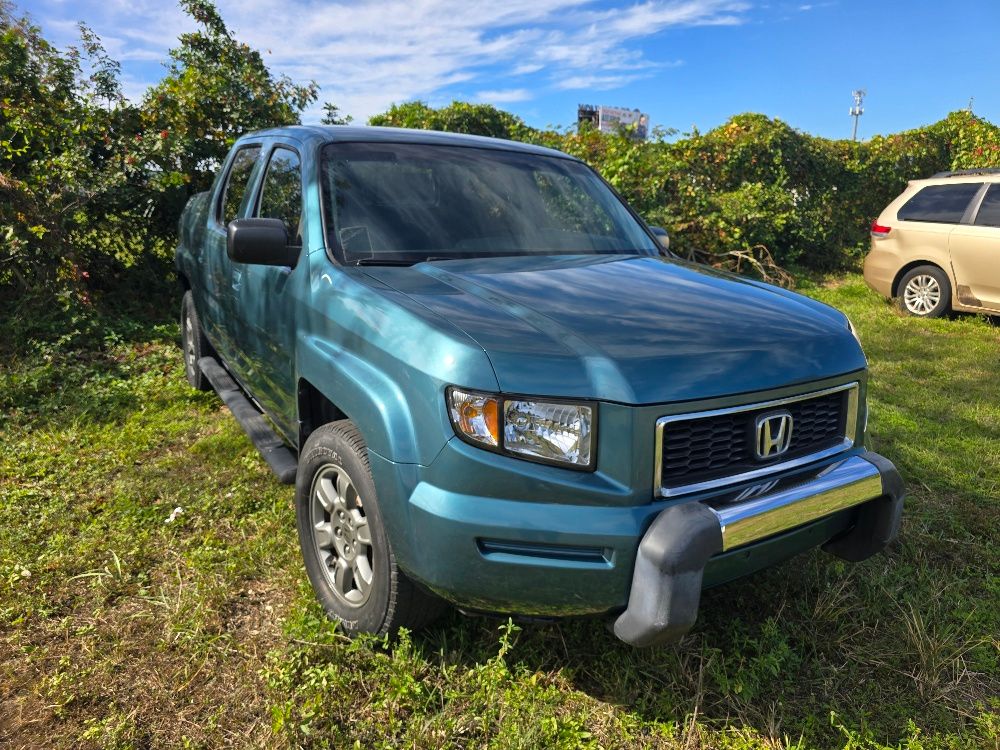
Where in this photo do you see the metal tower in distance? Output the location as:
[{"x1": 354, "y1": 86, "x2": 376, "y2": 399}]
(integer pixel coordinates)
[{"x1": 850, "y1": 89, "x2": 866, "y2": 142}]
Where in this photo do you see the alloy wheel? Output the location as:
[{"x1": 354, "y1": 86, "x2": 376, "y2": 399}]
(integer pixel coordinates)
[
  {"x1": 903, "y1": 274, "x2": 941, "y2": 315},
  {"x1": 309, "y1": 464, "x2": 374, "y2": 607}
]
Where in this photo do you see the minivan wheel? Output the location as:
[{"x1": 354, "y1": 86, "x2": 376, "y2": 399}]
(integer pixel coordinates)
[
  {"x1": 295, "y1": 421, "x2": 445, "y2": 636},
  {"x1": 180, "y1": 291, "x2": 213, "y2": 390},
  {"x1": 897, "y1": 266, "x2": 951, "y2": 318}
]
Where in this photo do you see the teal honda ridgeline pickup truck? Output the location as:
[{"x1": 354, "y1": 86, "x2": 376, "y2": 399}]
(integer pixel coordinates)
[{"x1": 175, "y1": 126, "x2": 904, "y2": 647}]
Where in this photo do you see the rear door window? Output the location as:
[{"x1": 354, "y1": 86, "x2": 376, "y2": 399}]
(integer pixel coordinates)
[
  {"x1": 257, "y1": 147, "x2": 303, "y2": 245},
  {"x1": 897, "y1": 183, "x2": 982, "y2": 224},
  {"x1": 973, "y1": 184, "x2": 1000, "y2": 228},
  {"x1": 219, "y1": 145, "x2": 262, "y2": 226}
]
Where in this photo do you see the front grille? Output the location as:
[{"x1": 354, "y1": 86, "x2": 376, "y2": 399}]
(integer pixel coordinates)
[{"x1": 658, "y1": 387, "x2": 853, "y2": 493}]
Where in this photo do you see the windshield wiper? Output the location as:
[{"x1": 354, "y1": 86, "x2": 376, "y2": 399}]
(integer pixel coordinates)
[
  {"x1": 354, "y1": 255, "x2": 460, "y2": 266},
  {"x1": 352, "y1": 258, "x2": 417, "y2": 266}
]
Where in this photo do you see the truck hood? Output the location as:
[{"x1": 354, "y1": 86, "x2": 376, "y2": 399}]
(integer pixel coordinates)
[{"x1": 363, "y1": 254, "x2": 866, "y2": 404}]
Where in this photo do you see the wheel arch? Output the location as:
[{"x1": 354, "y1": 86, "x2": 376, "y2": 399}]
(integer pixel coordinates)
[
  {"x1": 297, "y1": 378, "x2": 348, "y2": 449},
  {"x1": 295, "y1": 338, "x2": 442, "y2": 465}
]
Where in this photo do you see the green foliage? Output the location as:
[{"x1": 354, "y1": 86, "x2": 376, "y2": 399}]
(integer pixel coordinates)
[
  {"x1": 320, "y1": 102, "x2": 353, "y2": 125},
  {"x1": 0, "y1": 0, "x2": 316, "y2": 299},
  {"x1": 369, "y1": 100, "x2": 532, "y2": 140},
  {"x1": 141, "y1": 0, "x2": 318, "y2": 199},
  {"x1": 370, "y1": 103, "x2": 1000, "y2": 280},
  {"x1": 0, "y1": 3, "x2": 147, "y2": 290},
  {"x1": 3, "y1": 0, "x2": 1000, "y2": 297}
]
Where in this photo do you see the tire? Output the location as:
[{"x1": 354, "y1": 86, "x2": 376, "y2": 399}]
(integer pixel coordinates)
[
  {"x1": 180, "y1": 291, "x2": 213, "y2": 391},
  {"x1": 897, "y1": 265, "x2": 951, "y2": 318},
  {"x1": 295, "y1": 421, "x2": 445, "y2": 635}
]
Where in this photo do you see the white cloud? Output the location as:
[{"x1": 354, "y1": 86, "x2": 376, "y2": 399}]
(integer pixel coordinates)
[
  {"x1": 512, "y1": 63, "x2": 545, "y2": 75},
  {"x1": 476, "y1": 88, "x2": 534, "y2": 103},
  {"x1": 33, "y1": 0, "x2": 752, "y2": 121},
  {"x1": 555, "y1": 73, "x2": 646, "y2": 91}
]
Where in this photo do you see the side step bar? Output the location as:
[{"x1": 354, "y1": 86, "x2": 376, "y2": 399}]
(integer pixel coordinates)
[{"x1": 198, "y1": 356, "x2": 297, "y2": 484}]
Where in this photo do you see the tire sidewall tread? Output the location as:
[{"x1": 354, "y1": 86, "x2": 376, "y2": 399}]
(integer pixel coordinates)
[
  {"x1": 181, "y1": 291, "x2": 212, "y2": 391},
  {"x1": 295, "y1": 421, "x2": 443, "y2": 636}
]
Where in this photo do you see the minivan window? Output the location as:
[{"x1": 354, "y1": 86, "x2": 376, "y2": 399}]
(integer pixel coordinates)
[
  {"x1": 973, "y1": 184, "x2": 1000, "y2": 228},
  {"x1": 219, "y1": 146, "x2": 262, "y2": 226},
  {"x1": 897, "y1": 183, "x2": 982, "y2": 224},
  {"x1": 320, "y1": 143, "x2": 658, "y2": 264},
  {"x1": 258, "y1": 148, "x2": 303, "y2": 244}
]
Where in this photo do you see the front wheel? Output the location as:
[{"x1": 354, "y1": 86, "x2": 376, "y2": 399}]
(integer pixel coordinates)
[
  {"x1": 295, "y1": 421, "x2": 445, "y2": 635},
  {"x1": 897, "y1": 265, "x2": 951, "y2": 318}
]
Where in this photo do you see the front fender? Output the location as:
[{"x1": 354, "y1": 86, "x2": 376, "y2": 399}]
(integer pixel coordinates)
[
  {"x1": 296, "y1": 262, "x2": 499, "y2": 465},
  {"x1": 297, "y1": 335, "x2": 429, "y2": 463}
]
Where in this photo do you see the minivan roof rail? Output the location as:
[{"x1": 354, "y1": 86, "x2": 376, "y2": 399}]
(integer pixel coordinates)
[{"x1": 931, "y1": 167, "x2": 1000, "y2": 178}]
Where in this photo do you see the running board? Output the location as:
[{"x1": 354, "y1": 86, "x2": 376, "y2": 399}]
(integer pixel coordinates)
[{"x1": 198, "y1": 356, "x2": 297, "y2": 484}]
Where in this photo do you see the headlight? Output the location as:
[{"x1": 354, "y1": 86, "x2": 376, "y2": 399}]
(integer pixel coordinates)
[
  {"x1": 447, "y1": 387, "x2": 595, "y2": 469},
  {"x1": 504, "y1": 399, "x2": 593, "y2": 466}
]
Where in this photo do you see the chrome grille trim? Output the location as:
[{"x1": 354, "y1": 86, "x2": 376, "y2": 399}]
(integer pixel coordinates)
[{"x1": 654, "y1": 382, "x2": 860, "y2": 498}]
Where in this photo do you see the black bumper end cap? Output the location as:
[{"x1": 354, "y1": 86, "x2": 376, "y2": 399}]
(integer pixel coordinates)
[
  {"x1": 612, "y1": 502, "x2": 723, "y2": 648},
  {"x1": 823, "y1": 452, "x2": 905, "y2": 563}
]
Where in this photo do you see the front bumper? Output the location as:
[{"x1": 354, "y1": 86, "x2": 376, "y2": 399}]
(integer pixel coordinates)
[
  {"x1": 613, "y1": 451, "x2": 904, "y2": 646},
  {"x1": 371, "y1": 444, "x2": 903, "y2": 639}
]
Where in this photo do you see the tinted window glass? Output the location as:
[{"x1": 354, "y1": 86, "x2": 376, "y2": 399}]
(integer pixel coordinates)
[
  {"x1": 220, "y1": 146, "x2": 261, "y2": 225},
  {"x1": 320, "y1": 143, "x2": 658, "y2": 264},
  {"x1": 258, "y1": 148, "x2": 303, "y2": 244},
  {"x1": 974, "y1": 184, "x2": 1000, "y2": 228},
  {"x1": 897, "y1": 183, "x2": 981, "y2": 224}
]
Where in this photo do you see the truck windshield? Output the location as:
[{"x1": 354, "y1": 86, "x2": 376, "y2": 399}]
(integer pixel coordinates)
[{"x1": 320, "y1": 142, "x2": 659, "y2": 265}]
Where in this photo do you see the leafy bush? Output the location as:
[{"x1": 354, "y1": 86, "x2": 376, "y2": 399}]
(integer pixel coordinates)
[
  {"x1": 0, "y1": 0, "x2": 315, "y2": 303},
  {"x1": 369, "y1": 100, "x2": 531, "y2": 140},
  {"x1": 2, "y1": 0, "x2": 999, "y2": 302},
  {"x1": 372, "y1": 105, "x2": 1000, "y2": 278}
]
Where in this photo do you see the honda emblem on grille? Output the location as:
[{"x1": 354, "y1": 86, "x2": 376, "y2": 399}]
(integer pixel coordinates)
[{"x1": 754, "y1": 410, "x2": 793, "y2": 459}]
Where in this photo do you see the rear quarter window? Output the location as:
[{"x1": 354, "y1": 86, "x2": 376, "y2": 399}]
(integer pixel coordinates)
[{"x1": 897, "y1": 183, "x2": 982, "y2": 224}]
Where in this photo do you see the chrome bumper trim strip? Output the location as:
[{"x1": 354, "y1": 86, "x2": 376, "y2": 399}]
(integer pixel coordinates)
[{"x1": 707, "y1": 454, "x2": 883, "y2": 551}]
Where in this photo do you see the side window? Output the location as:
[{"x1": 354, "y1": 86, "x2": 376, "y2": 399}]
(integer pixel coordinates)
[
  {"x1": 258, "y1": 148, "x2": 303, "y2": 245},
  {"x1": 219, "y1": 146, "x2": 262, "y2": 226},
  {"x1": 973, "y1": 184, "x2": 1000, "y2": 228},
  {"x1": 897, "y1": 183, "x2": 982, "y2": 224}
]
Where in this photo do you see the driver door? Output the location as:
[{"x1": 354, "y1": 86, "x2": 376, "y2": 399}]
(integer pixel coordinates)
[{"x1": 231, "y1": 144, "x2": 306, "y2": 439}]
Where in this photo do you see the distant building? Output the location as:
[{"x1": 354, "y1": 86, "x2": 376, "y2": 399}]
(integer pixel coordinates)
[{"x1": 577, "y1": 104, "x2": 649, "y2": 140}]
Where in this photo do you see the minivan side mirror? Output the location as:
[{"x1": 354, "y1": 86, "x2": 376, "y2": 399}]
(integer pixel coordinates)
[
  {"x1": 227, "y1": 218, "x2": 299, "y2": 267},
  {"x1": 649, "y1": 225, "x2": 670, "y2": 253}
]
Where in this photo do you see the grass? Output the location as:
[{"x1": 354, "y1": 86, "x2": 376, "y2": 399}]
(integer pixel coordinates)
[{"x1": 0, "y1": 275, "x2": 997, "y2": 749}]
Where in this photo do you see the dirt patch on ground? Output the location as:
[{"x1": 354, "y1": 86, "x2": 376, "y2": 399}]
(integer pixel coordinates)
[{"x1": 0, "y1": 578, "x2": 292, "y2": 749}]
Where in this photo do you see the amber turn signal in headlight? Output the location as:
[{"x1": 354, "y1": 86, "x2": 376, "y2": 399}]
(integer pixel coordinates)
[{"x1": 447, "y1": 388, "x2": 499, "y2": 447}]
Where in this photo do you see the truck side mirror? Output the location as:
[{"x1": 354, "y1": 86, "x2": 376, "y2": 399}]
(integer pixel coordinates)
[
  {"x1": 227, "y1": 218, "x2": 299, "y2": 267},
  {"x1": 649, "y1": 226, "x2": 670, "y2": 254}
]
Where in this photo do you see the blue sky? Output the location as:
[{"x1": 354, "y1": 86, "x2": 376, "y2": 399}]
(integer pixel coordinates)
[{"x1": 17, "y1": 0, "x2": 1000, "y2": 139}]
